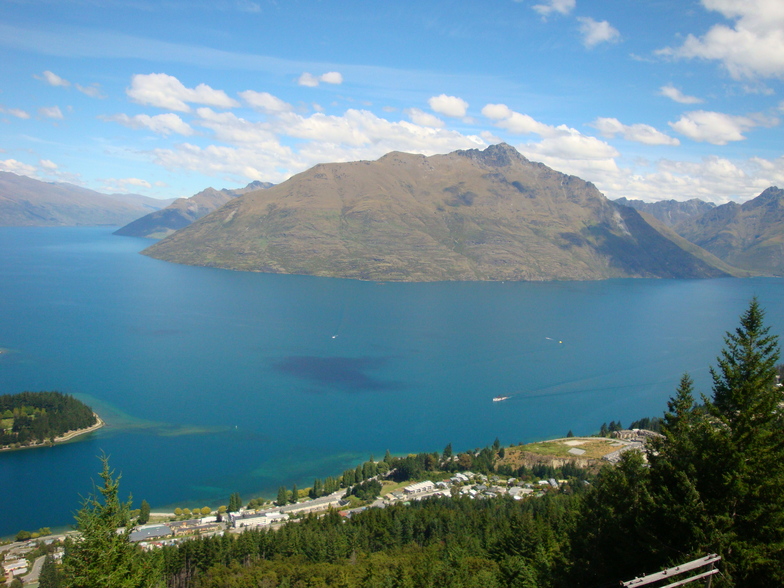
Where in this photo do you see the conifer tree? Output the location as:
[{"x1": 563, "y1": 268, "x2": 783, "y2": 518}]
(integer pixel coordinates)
[
  {"x1": 137, "y1": 499, "x2": 150, "y2": 525},
  {"x1": 62, "y1": 455, "x2": 158, "y2": 588}
]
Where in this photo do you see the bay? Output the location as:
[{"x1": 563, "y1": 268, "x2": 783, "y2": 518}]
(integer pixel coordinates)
[{"x1": 0, "y1": 226, "x2": 782, "y2": 538}]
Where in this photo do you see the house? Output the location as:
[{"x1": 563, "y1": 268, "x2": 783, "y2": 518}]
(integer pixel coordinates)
[
  {"x1": 3, "y1": 559, "x2": 28, "y2": 579},
  {"x1": 403, "y1": 481, "x2": 435, "y2": 495}
]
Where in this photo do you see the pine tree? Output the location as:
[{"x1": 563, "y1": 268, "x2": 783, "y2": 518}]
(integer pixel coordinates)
[
  {"x1": 38, "y1": 554, "x2": 61, "y2": 588},
  {"x1": 62, "y1": 455, "x2": 159, "y2": 587},
  {"x1": 290, "y1": 483, "x2": 298, "y2": 504},
  {"x1": 276, "y1": 486, "x2": 288, "y2": 506},
  {"x1": 137, "y1": 499, "x2": 150, "y2": 525},
  {"x1": 646, "y1": 300, "x2": 784, "y2": 585}
]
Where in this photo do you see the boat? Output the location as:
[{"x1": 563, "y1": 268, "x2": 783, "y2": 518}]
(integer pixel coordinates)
[{"x1": 492, "y1": 396, "x2": 510, "y2": 402}]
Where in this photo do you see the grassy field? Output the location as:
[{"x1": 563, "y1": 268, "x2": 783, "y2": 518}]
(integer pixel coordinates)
[{"x1": 514, "y1": 438, "x2": 624, "y2": 460}]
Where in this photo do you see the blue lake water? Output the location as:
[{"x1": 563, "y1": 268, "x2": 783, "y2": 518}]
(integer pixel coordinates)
[{"x1": 1, "y1": 226, "x2": 782, "y2": 537}]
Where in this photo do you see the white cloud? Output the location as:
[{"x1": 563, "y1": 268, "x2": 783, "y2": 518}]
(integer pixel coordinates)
[
  {"x1": 152, "y1": 107, "x2": 484, "y2": 184},
  {"x1": 577, "y1": 17, "x2": 621, "y2": 48},
  {"x1": 39, "y1": 159, "x2": 58, "y2": 170},
  {"x1": 668, "y1": 110, "x2": 776, "y2": 144},
  {"x1": 405, "y1": 108, "x2": 445, "y2": 128},
  {"x1": 481, "y1": 102, "x2": 619, "y2": 179},
  {"x1": 298, "y1": 72, "x2": 319, "y2": 87},
  {"x1": 239, "y1": 90, "x2": 294, "y2": 113},
  {"x1": 428, "y1": 94, "x2": 469, "y2": 118},
  {"x1": 103, "y1": 177, "x2": 153, "y2": 191},
  {"x1": 320, "y1": 71, "x2": 343, "y2": 85},
  {"x1": 592, "y1": 117, "x2": 680, "y2": 146},
  {"x1": 659, "y1": 85, "x2": 704, "y2": 104},
  {"x1": 38, "y1": 70, "x2": 70, "y2": 87},
  {"x1": 76, "y1": 83, "x2": 106, "y2": 99},
  {"x1": 298, "y1": 71, "x2": 344, "y2": 87},
  {"x1": 532, "y1": 0, "x2": 575, "y2": 18},
  {"x1": 127, "y1": 73, "x2": 239, "y2": 112},
  {"x1": 39, "y1": 106, "x2": 63, "y2": 119},
  {"x1": 0, "y1": 106, "x2": 30, "y2": 119},
  {"x1": 103, "y1": 113, "x2": 195, "y2": 136},
  {"x1": 0, "y1": 158, "x2": 37, "y2": 176},
  {"x1": 194, "y1": 108, "x2": 277, "y2": 144},
  {"x1": 657, "y1": 0, "x2": 784, "y2": 79},
  {"x1": 481, "y1": 103, "x2": 552, "y2": 136}
]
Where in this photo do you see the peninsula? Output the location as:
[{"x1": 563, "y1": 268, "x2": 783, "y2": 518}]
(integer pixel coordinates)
[{"x1": 0, "y1": 391, "x2": 102, "y2": 451}]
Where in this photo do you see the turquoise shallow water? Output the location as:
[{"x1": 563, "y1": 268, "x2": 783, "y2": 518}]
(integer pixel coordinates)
[{"x1": 1, "y1": 226, "x2": 782, "y2": 537}]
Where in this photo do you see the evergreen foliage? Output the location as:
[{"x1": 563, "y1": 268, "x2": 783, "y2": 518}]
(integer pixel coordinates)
[
  {"x1": 0, "y1": 391, "x2": 96, "y2": 447},
  {"x1": 62, "y1": 455, "x2": 159, "y2": 588}
]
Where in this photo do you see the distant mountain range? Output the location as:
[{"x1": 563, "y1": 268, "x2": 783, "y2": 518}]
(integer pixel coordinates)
[
  {"x1": 0, "y1": 172, "x2": 174, "y2": 226},
  {"x1": 613, "y1": 197, "x2": 716, "y2": 227},
  {"x1": 114, "y1": 181, "x2": 272, "y2": 239},
  {"x1": 674, "y1": 187, "x2": 784, "y2": 276},
  {"x1": 143, "y1": 144, "x2": 741, "y2": 282}
]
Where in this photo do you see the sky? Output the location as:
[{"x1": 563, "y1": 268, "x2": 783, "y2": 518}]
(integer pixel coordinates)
[{"x1": 1, "y1": 0, "x2": 783, "y2": 204}]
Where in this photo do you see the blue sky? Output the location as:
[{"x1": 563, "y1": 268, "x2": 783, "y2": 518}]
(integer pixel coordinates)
[{"x1": 1, "y1": 0, "x2": 782, "y2": 203}]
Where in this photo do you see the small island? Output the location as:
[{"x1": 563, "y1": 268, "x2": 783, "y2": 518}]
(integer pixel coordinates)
[{"x1": 0, "y1": 391, "x2": 102, "y2": 451}]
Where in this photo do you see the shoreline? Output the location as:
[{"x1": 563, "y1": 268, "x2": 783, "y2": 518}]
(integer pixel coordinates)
[{"x1": 0, "y1": 413, "x2": 104, "y2": 453}]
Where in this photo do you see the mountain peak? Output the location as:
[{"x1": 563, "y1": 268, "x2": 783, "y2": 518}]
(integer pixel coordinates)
[{"x1": 455, "y1": 143, "x2": 528, "y2": 168}]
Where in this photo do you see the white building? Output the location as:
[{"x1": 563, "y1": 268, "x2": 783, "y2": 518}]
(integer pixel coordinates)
[{"x1": 403, "y1": 481, "x2": 435, "y2": 494}]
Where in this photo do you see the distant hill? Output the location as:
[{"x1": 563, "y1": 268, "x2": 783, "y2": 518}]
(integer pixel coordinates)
[
  {"x1": 114, "y1": 181, "x2": 272, "y2": 239},
  {"x1": 144, "y1": 144, "x2": 734, "y2": 282},
  {"x1": 674, "y1": 187, "x2": 784, "y2": 275},
  {"x1": 0, "y1": 172, "x2": 174, "y2": 226},
  {"x1": 613, "y1": 197, "x2": 715, "y2": 227}
]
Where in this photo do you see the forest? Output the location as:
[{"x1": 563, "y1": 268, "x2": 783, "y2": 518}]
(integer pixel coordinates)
[
  {"x1": 41, "y1": 300, "x2": 784, "y2": 588},
  {"x1": 0, "y1": 391, "x2": 96, "y2": 448}
]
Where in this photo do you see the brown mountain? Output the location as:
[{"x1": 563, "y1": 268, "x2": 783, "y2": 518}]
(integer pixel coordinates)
[
  {"x1": 674, "y1": 187, "x2": 784, "y2": 275},
  {"x1": 613, "y1": 197, "x2": 715, "y2": 227},
  {"x1": 114, "y1": 181, "x2": 273, "y2": 239},
  {"x1": 0, "y1": 172, "x2": 173, "y2": 226},
  {"x1": 143, "y1": 144, "x2": 735, "y2": 282}
]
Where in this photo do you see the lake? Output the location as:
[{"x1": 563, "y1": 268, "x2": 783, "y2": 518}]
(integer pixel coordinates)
[{"x1": 1, "y1": 226, "x2": 782, "y2": 537}]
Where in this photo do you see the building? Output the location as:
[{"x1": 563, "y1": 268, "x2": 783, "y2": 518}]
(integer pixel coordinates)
[{"x1": 403, "y1": 481, "x2": 435, "y2": 495}]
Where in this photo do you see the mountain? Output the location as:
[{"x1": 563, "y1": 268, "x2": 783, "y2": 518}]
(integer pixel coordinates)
[
  {"x1": 114, "y1": 181, "x2": 273, "y2": 239},
  {"x1": 613, "y1": 197, "x2": 715, "y2": 227},
  {"x1": 0, "y1": 172, "x2": 174, "y2": 227},
  {"x1": 674, "y1": 187, "x2": 784, "y2": 275},
  {"x1": 143, "y1": 144, "x2": 734, "y2": 282}
]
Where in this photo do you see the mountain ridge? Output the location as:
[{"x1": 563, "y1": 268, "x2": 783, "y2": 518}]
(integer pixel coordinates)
[
  {"x1": 143, "y1": 144, "x2": 733, "y2": 282},
  {"x1": 0, "y1": 172, "x2": 174, "y2": 227}
]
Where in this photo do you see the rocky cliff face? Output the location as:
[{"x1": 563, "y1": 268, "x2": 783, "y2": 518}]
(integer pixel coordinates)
[{"x1": 143, "y1": 144, "x2": 731, "y2": 282}]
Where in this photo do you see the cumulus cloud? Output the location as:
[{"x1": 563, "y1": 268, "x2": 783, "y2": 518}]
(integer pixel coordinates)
[
  {"x1": 577, "y1": 17, "x2": 621, "y2": 48},
  {"x1": 103, "y1": 113, "x2": 194, "y2": 136},
  {"x1": 152, "y1": 107, "x2": 484, "y2": 184},
  {"x1": 481, "y1": 102, "x2": 619, "y2": 179},
  {"x1": 39, "y1": 159, "x2": 58, "y2": 171},
  {"x1": 659, "y1": 85, "x2": 704, "y2": 104},
  {"x1": 0, "y1": 158, "x2": 37, "y2": 176},
  {"x1": 405, "y1": 108, "x2": 445, "y2": 128},
  {"x1": 531, "y1": 0, "x2": 575, "y2": 17},
  {"x1": 592, "y1": 117, "x2": 680, "y2": 145},
  {"x1": 428, "y1": 94, "x2": 469, "y2": 118},
  {"x1": 668, "y1": 110, "x2": 776, "y2": 144},
  {"x1": 657, "y1": 0, "x2": 784, "y2": 79},
  {"x1": 0, "y1": 106, "x2": 30, "y2": 119},
  {"x1": 239, "y1": 90, "x2": 294, "y2": 114},
  {"x1": 127, "y1": 73, "x2": 239, "y2": 112},
  {"x1": 39, "y1": 106, "x2": 63, "y2": 119},
  {"x1": 37, "y1": 70, "x2": 70, "y2": 87},
  {"x1": 298, "y1": 71, "x2": 344, "y2": 87}
]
